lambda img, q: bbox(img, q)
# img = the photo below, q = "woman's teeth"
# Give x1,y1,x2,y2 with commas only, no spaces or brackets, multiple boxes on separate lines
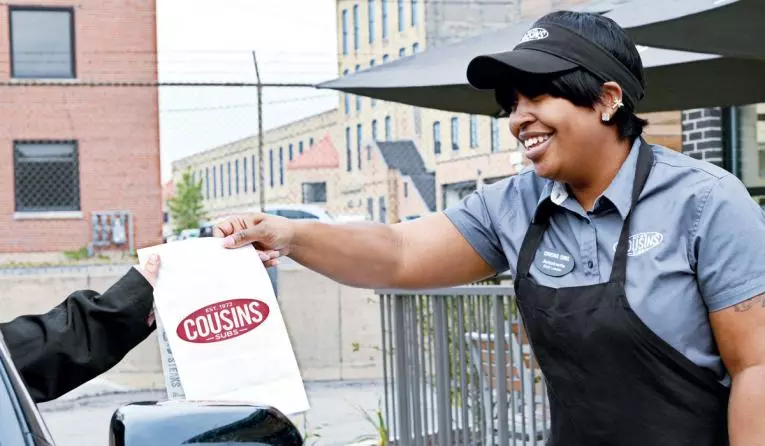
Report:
524,134,551,150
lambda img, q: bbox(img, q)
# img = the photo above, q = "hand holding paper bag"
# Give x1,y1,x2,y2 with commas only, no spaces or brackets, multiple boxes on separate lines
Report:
137,238,309,416
214,212,294,267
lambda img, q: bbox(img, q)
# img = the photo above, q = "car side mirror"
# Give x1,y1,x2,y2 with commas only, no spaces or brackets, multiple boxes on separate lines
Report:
108,400,304,446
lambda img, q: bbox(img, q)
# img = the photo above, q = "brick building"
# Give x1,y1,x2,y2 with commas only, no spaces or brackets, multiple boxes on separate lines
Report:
171,108,339,221
0,0,162,254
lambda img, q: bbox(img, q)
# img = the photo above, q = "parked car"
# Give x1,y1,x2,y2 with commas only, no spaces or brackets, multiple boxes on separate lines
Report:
263,204,334,222
0,332,304,445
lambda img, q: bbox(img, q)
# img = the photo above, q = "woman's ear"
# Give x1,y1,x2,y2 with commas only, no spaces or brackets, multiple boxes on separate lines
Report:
598,81,625,123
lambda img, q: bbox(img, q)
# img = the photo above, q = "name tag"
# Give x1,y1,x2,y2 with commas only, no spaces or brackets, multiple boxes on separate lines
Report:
534,249,575,277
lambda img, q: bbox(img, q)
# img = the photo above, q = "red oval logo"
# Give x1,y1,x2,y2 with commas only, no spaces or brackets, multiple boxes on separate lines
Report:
175,298,270,344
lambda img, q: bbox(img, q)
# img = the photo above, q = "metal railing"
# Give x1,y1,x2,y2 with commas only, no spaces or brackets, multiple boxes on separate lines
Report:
376,285,551,446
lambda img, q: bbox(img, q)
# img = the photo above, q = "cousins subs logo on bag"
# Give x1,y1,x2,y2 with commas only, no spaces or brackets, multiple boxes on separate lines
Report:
176,298,270,344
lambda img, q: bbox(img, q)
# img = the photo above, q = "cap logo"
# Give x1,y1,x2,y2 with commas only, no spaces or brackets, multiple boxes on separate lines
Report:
520,27,549,43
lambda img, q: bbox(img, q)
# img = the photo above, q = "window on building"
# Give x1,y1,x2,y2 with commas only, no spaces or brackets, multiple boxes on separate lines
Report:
269,149,274,188
469,115,478,148
367,197,374,220
299,140,304,154
385,116,392,141
251,154,257,192
309,137,315,147
13,141,80,212
451,117,460,151
412,42,420,54
382,0,388,39
355,65,362,111
220,164,224,196
289,143,294,161
357,123,363,170
302,182,327,204
370,59,377,107
399,47,405,58
433,121,442,154
205,167,210,199
413,106,422,136
213,166,217,198
235,159,240,194
346,127,352,172
379,196,387,223
372,119,378,142
10,7,75,79
491,118,500,152
368,0,375,44
341,9,349,55
382,54,389,63
404,182,409,197
411,0,418,26
353,4,360,51
243,157,248,193
278,146,284,186
343,69,350,114
227,161,232,196
397,0,404,32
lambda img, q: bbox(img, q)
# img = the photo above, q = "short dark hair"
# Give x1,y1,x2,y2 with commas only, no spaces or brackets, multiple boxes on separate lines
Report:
496,11,648,142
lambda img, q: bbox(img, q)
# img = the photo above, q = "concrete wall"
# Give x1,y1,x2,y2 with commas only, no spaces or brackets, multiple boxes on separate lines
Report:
0,262,383,395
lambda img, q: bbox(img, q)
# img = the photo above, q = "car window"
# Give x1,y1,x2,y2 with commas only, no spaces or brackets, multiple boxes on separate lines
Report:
0,335,55,445
0,368,27,445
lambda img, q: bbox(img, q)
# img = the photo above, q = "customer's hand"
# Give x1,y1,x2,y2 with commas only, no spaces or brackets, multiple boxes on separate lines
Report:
213,213,295,267
134,254,160,326
136,254,160,286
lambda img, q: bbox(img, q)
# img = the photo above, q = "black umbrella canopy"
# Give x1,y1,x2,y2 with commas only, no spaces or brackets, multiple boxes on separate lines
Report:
605,0,765,60
316,17,765,117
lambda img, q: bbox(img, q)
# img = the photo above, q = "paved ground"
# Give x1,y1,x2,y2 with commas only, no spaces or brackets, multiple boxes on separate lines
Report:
39,380,386,446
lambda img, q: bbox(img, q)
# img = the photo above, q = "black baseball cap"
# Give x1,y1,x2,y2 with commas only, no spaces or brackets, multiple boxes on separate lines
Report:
466,22,645,107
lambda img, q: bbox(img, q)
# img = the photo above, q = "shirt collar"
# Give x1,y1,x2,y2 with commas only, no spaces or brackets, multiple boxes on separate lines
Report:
536,138,643,220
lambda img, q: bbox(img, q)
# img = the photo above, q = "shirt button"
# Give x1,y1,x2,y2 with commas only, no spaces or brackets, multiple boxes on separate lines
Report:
587,260,594,269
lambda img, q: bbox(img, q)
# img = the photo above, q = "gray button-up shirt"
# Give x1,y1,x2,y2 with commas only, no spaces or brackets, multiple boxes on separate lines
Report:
444,138,765,384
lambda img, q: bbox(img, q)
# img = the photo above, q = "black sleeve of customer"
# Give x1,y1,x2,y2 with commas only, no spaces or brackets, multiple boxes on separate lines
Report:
0,267,156,403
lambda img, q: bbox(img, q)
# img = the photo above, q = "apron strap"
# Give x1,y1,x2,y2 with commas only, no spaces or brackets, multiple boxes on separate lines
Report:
515,138,655,282
516,198,557,278
609,139,655,283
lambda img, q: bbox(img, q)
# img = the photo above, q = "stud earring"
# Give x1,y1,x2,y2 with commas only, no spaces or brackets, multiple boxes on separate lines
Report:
601,112,611,122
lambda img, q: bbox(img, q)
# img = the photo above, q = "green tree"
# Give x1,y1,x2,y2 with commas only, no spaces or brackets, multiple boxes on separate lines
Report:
168,170,207,234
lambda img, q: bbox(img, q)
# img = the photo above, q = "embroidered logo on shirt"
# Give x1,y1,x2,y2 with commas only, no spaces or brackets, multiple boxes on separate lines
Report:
613,232,664,257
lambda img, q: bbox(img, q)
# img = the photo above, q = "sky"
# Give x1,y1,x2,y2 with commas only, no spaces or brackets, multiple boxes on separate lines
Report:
155,0,340,182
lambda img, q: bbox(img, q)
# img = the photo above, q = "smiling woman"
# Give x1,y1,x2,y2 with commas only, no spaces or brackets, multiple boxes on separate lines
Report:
466,11,649,209
210,9,765,446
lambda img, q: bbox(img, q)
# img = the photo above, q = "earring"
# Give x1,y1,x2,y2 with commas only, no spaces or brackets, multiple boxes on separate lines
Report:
601,112,611,122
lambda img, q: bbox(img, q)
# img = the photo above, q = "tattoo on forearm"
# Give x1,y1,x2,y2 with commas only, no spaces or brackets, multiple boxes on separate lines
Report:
733,295,765,312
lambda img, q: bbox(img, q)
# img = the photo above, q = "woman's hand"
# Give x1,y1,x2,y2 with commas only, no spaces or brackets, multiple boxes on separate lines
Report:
213,212,296,268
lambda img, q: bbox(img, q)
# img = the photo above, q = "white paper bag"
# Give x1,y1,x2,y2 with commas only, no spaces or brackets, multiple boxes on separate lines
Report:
137,237,310,416
154,312,186,400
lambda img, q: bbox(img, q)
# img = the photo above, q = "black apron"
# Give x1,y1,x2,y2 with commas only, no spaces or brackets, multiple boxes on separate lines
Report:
513,139,730,445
